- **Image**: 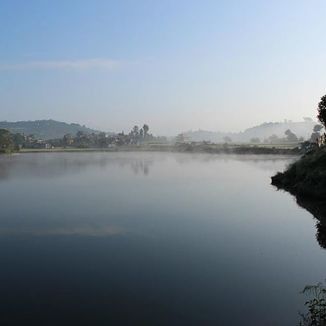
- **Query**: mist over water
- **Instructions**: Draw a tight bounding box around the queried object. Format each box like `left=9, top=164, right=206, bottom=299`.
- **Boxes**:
left=0, top=152, right=324, bottom=325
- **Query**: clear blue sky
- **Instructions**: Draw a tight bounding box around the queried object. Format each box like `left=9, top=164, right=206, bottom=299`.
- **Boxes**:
left=1, top=0, right=326, bottom=135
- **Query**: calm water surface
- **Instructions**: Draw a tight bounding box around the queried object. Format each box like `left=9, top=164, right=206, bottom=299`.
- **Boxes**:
left=0, top=152, right=325, bottom=325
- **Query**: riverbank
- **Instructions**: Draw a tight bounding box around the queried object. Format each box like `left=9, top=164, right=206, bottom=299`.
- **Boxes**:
left=19, top=143, right=301, bottom=155
left=271, top=147, right=326, bottom=200
left=0, top=149, right=18, bottom=154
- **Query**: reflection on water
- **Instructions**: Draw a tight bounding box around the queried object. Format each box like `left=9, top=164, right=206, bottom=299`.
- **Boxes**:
left=0, top=152, right=325, bottom=325
left=317, top=222, right=326, bottom=250
left=0, top=152, right=294, bottom=180
left=285, top=196, right=326, bottom=324
left=293, top=197, right=326, bottom=250
left=0, top=152, right=155, bottom=179
left=272, top=172, right=326, bottom=324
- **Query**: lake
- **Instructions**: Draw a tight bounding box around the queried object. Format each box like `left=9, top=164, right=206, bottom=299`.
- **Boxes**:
left=0, top=152, right=325, bottom=325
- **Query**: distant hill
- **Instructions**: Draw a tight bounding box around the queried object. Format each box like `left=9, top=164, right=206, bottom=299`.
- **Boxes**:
left=182, top=119, right=320, bottom=143
left=0, top=120, right=102, bottom=140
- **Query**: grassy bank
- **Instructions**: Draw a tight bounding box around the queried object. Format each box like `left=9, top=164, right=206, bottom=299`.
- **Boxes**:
left=272, top=147, right=326, bottom=199
left=20, top=143, right=300, bottom=155
left=0, top=148, right=18, bottom=154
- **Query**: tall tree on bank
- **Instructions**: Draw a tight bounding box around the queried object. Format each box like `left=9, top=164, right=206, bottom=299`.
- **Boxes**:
left=143, top=124, right=149, bottom=137
left=0, top=129, right=15, bottom=151
left=317, top=95, right=326, bottom=128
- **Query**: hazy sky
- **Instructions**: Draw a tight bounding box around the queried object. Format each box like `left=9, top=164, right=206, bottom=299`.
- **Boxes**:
left=1, top=0, right=326, bottom=135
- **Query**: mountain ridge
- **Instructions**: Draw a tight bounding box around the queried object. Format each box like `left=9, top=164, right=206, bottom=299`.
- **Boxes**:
left=182, top=119, right=319, bottom=143
left=0, top=119, right=103, bottom=140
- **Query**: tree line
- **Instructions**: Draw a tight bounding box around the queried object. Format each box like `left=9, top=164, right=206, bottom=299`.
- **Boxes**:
left=0, top=129, right=25, bottom=153
left=55, top=124, right=167, bottom=148
left=2, top=98, right=326, bottom=152
left=0, top=123, right=167, bottom=151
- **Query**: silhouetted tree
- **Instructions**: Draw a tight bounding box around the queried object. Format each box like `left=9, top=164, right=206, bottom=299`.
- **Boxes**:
left=285, top=129, right=298, bottom=142
left=223, top=136, right=232, bottom=143
left=316, top=221, right=326, bottom=250
left=143, top=124, right=149, bottom=137
left=12, top=133, right=25, bottom=147
left=318, top=95, right=326, bottom=128
left=0, top=129, right=14, bottom=151
left=131, top=126, right=139, bottom=137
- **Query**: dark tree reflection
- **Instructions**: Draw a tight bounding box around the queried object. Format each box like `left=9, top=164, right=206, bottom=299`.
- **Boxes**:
left=295, top=199, right=326, bottom=324
left=316, top=222, right=326, bottom=250
left=295, top=197, right=326, bottom=250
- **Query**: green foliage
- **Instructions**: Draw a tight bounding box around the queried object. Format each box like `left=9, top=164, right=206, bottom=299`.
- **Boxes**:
left=272, top=147, right=326, bottom=199
left=299, top=282, right=326, bottom=325
left=12, top=132, right=25, bottom=146
left=128, top=124, right=154, bottom=144
left=0, top=129, right=15, bottom=153
left=0, top=120, right=101, bottom=140
left=52, top=123, right=156, bottom=148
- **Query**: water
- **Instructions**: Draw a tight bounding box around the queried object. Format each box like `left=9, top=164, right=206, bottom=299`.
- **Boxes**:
left=0, top=152, right=325, bottom=325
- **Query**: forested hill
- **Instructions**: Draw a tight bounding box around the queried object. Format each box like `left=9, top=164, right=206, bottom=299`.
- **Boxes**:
left=0, top=120, right=101, bottom=140
left=182, top=119, right=318, bottom=143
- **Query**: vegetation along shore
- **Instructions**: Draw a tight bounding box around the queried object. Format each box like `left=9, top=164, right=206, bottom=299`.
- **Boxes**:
left=272, top=95, right=326, bottom=201
left=0, top=120, right=316, bottom=156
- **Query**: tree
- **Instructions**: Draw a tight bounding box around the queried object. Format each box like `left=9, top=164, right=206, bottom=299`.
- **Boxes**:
left=0, top=129, right=14, bottom=151
left=12, top=133, right=25, bottom=147
left=132, top=125, right=139, bottom=135
left=63, top=134, right=73, bottom=146
left=285, top=129, right=298, bottom=142
left=318, top=95, right=326, bottom=128
left=127, top=126, right=141, bottom=144
left=143, top=124, right=149, bottom=137
left=250, top=137, right=260, bottom=144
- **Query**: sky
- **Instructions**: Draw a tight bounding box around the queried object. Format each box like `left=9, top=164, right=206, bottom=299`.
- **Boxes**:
left=1, top=0, right=326, bottom=135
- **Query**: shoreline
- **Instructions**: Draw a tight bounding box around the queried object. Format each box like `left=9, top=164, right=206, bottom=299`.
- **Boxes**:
left=18, top=143, right=301, bottom=155
left=271, top=147, right=326, bottom=200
